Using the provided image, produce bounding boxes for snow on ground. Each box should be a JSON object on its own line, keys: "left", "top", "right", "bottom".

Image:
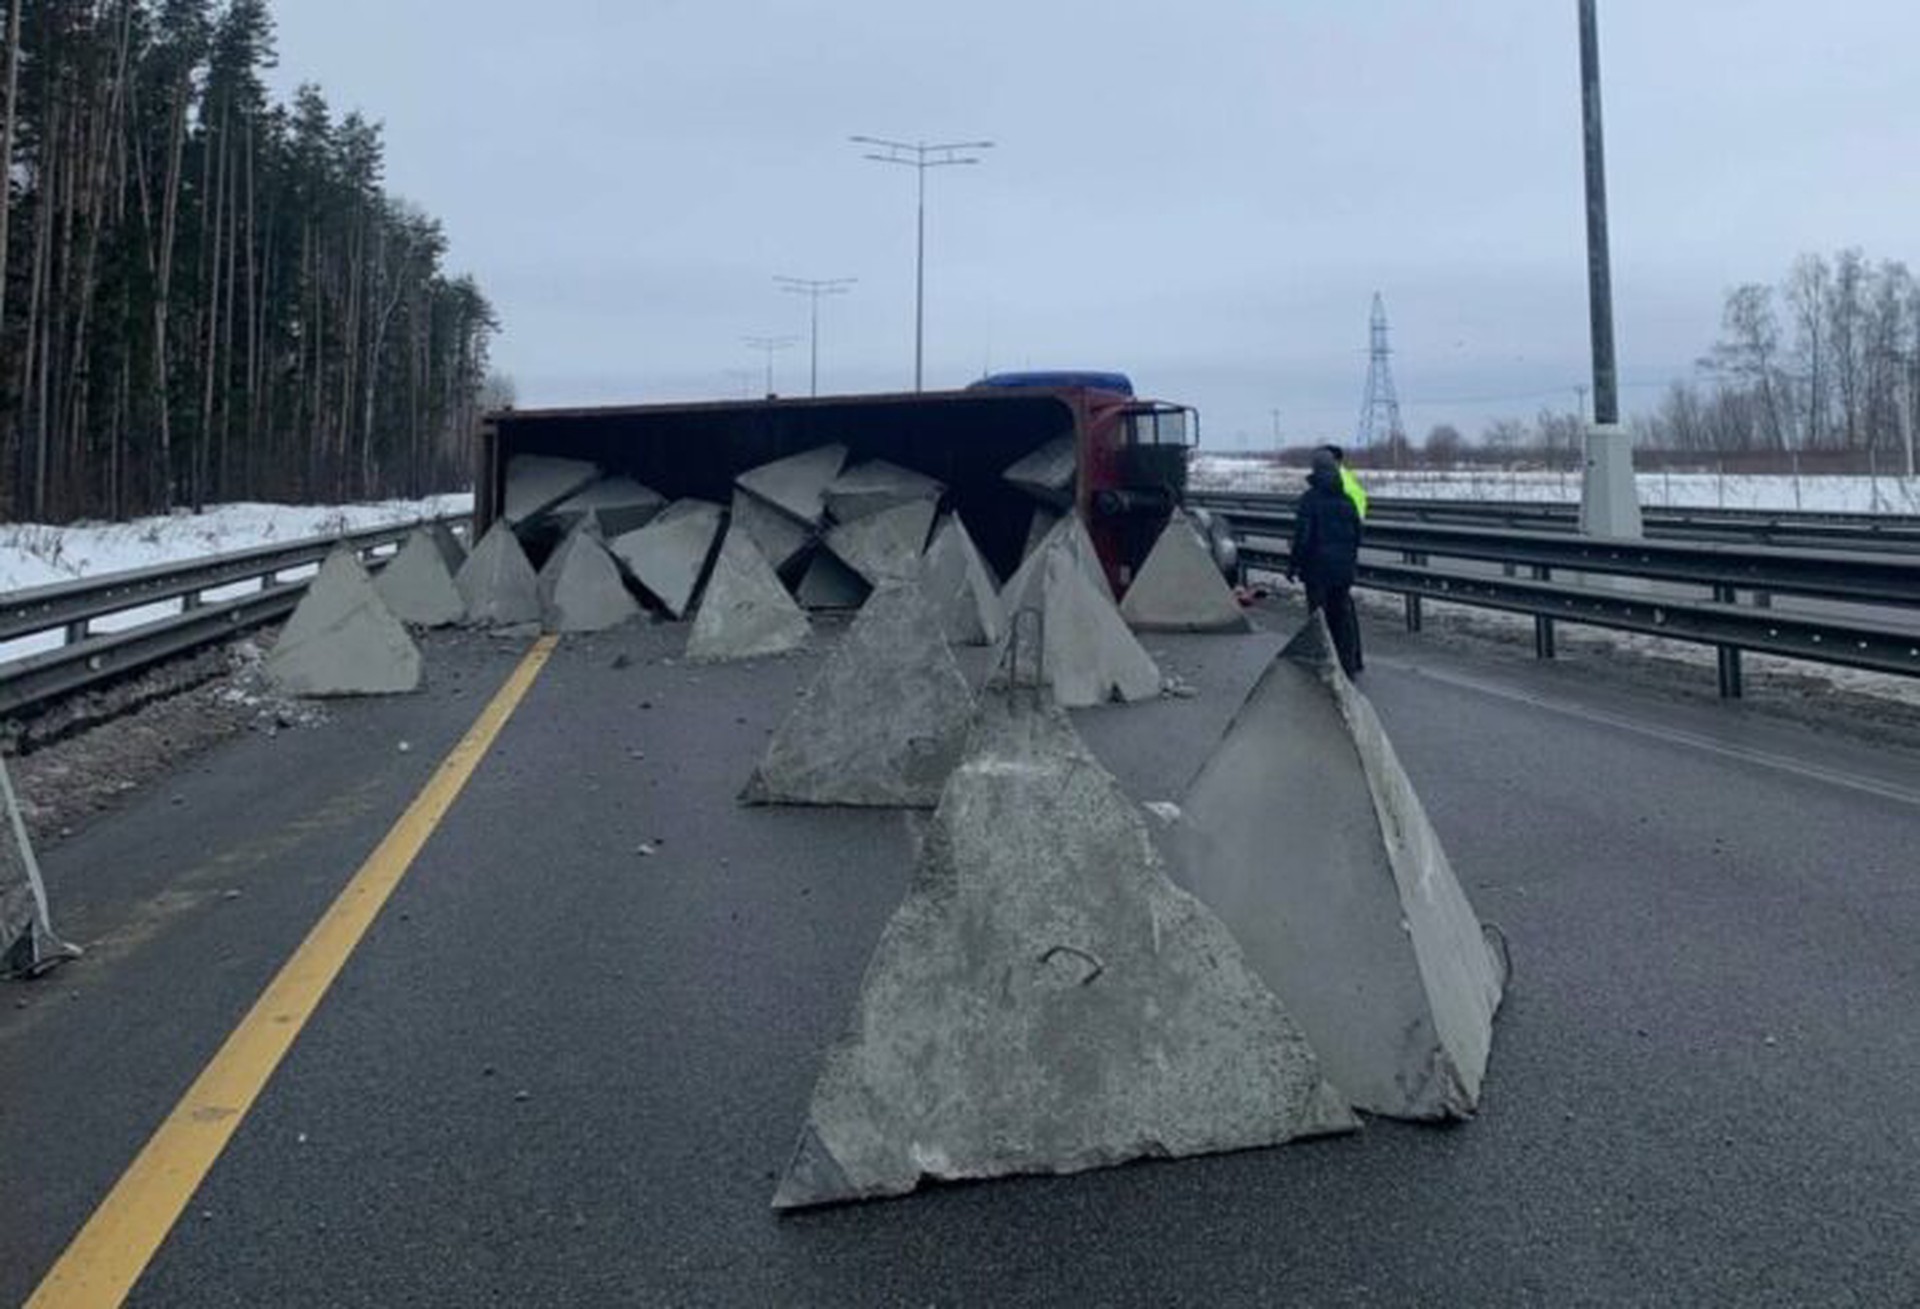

{"left": 1190, "top": 455, "right": 1920, "bottom": 514}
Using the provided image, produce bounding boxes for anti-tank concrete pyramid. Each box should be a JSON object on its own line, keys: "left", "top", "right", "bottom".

{"left": 794, "top": 549, "right": 870, "bottom": 611}
{"left": 730, "top": 489, "right": 812, "bottom": 573}
{"left": 736, "top": 444, "right": 847, "bottom": 525}
{"left": 1001, "top": 512, "right": 1112, "bottom": 609}
{"left": 537, "top": 528, "right": 642, "bottom": 633}
{"left": 1167, "top": 616, "right": 1508, "bottom": 1120}
{"left": 684, "top": 529, "right": 810, "bottom": 662}
{"left": 824, "top": 459, "right": 944, "bottom": 523}
{"left": 455, "top": 522, "right": 542, "bottom": 627}
{"left": 1119, "top": 509, "right": 1251, "bottom": 633}
{"left": 547, "top": 476, "right": 667, "bottom": 538}
{"left": 824, "top": 498, "right": 936, "bottom": 586}
{"left": 917, "top": 515, "right": 1003, "bottom": 646}
{"left": 1, "top": 755, "right": 80, "bottom": 979}
{"left": 995, "top": 526, "right": 1160, "bottom": 707}
{"left": 428, "top": 522, "right": 467, "bottom": 572}
{"left": 267, "top": 549, "right": 422, "bottom": 696}
{"left": 1003, "top": 435, "right": 1076, "bottom": 507}
{"left": 772, "top": 693, "right": 1356, "bottom": 1209}
{"left": 743, "top": 581, "right": 973, "bottom": 807}
{"left": 374, "top": 529, "right": 467, "bottom": 627}
{"left": 607, "top": 499, "right": 723, "bottom": 618}
{"left": 503, "top": 454, "right": 599, "bottom": 525}
{"left": 1022, "top": 505, "right": 1061, "bottom": 563}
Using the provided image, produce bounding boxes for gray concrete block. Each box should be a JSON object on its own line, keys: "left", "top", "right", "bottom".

{"left": 1168, "top": 616, "right": 1508, "bottom": 1121}
{"left": 456, "top": 522, "right": 543, "bottom": 627}
{"left": 794, "top": 550, "right": 871, "bottom": 611}
{"left": 772, "top": 693, "right": 1356, "bottom": 1210}
{"left": 918, "top": 515, "right": 1004, "bottom": 647}
{"left": 503, "top": 454, "right": 599, "bottom": 525}
{"left": 1002, "top": 512, "right": 1111, "bottom": 610}
{"left": 730, "top": 489, "right": 812, "bottom": 573}
{"left": 608, "top": 499, "right": 724, "bottom": 619}
{"left": 824, "top": 498, "right": 936, "bottom": 586}
{"left": 267, "top": 549, "right": 423, "bottom": 697}
{"left": 685, "top": 528, "right": 811, "bottom": 663}
{"left": 374, "top": 529, "right": 467, "bottom": 628}
{"left": 547, "top": 476, "right": 668, "bottom": 538}
{"left": 537, "top": 528, "right": 643, "bottom": 634}
{"left": 825, "top": 459, "right": 945, "bottom": 523}
{"left": 1, "top": 755, "right": 80, "bottom": 979}
{"left": 736, "top": 444, "right": 848, "bottom": 525}
{"left": 428, "top": 521, "right": 467, "bottom": 572}
{"left": 1003, "top": 435, "right": 1077, "bottom": 507}
{"left": 743, "top": 581, "right": 973, "bottom": 808}
{"left": 1022, "top": 505, "right": 1061, "bottom": 562}
{"left": 1119, "top": 509, "right": 1251, "bottom": 633}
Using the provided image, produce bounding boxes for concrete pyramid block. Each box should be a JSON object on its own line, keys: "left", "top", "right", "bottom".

{"left": 1019, "top": 547, "right": 1162, "bottom": 706}
{"left": 504, "top": 454, "right": 599, "bottom": 525}
{"left": 795, "top": 550, "right": 871, "bottom": 611}
{"left": 825, "top": 459, "right": 945, "bottom": 523}
{"left": 736, "top": 444, "right": 848, "bottom": 525}
{"left": 772, "top": 693, "right": 1356, "bottom": 1209}
{"left": 685, "top": 528, "right": 811, "bottom": 662}
{"left": 2, "top": 756, "right": 80, "bottom": 979}
{"left": 456, "top": 522, "right": 543, "bottom": 627}
{"left": 1022, "top": 505, "right": 1062, "bottom": 562}
{"left": 730, "top": 489, "right": 812, "bottom": 573}
{"left": 1119, "top": 509, "right": 1251, "bottom": 633}
{"left": 1168, "top": 616, "right": 1508, "bottom": 1121}
{"left": 548, "top": 476, "right": 668, "bottom": 538}
{"left": 374, "top": 529, "right": 467, "bottom": 627}
{"left": 608, "top": 499, "right": 724, "bottom": 618}
{"left": 743, "top": 581, "right": 974, "bottom": 808}
{"left": 537, "top": 528, "right": 643, "bottom": 633}
{"left": 1002, "top": 512, "right": 1112, "bottom": 609}
{"left": 1003, "top": 435, "right": 1077, "bottom": 506}
{"left": 268, "top": 549, "right": 423, "bottom": 697}
{"left": 428, "top": 522, "right": 467, "bottom": 572}
{"left": 824, "top": 498, "right": 936, "bottom": 587}
{"left": 918, "top": 515, "right": 1004, "bottom": 647}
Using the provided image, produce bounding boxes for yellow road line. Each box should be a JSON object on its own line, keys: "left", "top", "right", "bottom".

{"left": 28, "top": 635, "right": 558, "bottom": 1309}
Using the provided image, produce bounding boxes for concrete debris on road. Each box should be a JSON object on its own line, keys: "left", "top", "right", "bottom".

{"left": 729, "top": 489, "right": 812, "bottom": 573}
{"left": 918, "top": 515, "right": 1004, "bottom": 647}
{"left": 994, "top": 523, "right": 1160, "bottom": 707}
{"left": 374, "top": 529, "right": 467, "bottom": 627}
{"left": 267, "top": 549, "right": 423, "bottom": 697}
{"left": 824, "top": 459, "right": 945, "bottom": 523}
{"left": 455, "top": 522, "right": 543, "bottom": 627}
{"left": 608, "top": 499, "right": 724, "bottom": 619}
{"left": 824, "top": 498, "right": 937, "bottom": 586}
{"left": 1002, "top": 436, "right": 1077, "bottom": 507}
{"left": 772, "top": 693, "right": 1356, "bottom": 1210}
{"left": 794, "top": 550, "right": 871, "bottom": 611}
{"left": 743, "top": 580, "right": 973, "bottom": 808}
{"left": 684, "top": 529, "right": 811, "bottom": 663}
{"left": 503, "top": 454, "right": 600, "bottom": 526}
{"left": 546, "top": 476, "right": 668, "bottom": 538}
{"left": 736, "top": 445, "right": 848, "bottom": 526}
{"left": 1168, "top": 615, "right": 1508, "bottom": 1120}
{"left": 537, "top": 528, "right": 643, "bottom": 634}
{"left": 1, "top": 754, "right": 81, "bottom": 980}
{"left": 1119, "top": 509, "right": 1252, "bottom": 634}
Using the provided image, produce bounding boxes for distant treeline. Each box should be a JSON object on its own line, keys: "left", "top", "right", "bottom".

{"left": 0, "top": 0, "right": 497, "bottom": 525}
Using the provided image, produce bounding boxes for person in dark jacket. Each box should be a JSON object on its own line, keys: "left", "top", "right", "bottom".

{"left": 1288, "top": 449, "right": 1365, "bottom": 675}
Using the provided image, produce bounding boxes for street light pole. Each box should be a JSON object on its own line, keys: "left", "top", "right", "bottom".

{"left": 742, "top": 335, "right": 797, "bottom": 397}
{"left": 851, "top": 135, "right": 994, "bottom": 391}
{"left": 775, "top": 276, "right": 856, "bottom": 397}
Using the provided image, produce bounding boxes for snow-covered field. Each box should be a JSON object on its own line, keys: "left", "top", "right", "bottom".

{"left": 1191, "top": 456, "right": 1920, "bottom": 514}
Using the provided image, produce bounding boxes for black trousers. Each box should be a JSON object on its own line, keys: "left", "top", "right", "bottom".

{"left": 1305, "top": 580, "right": 1364, "bottom": 675}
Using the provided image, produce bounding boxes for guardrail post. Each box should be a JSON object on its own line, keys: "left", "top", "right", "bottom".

{"left": 1532, "top": 566, "right": 1556, "bottom": 659}
{"left": 1713, "top": 583, "right": 1743, "bottom": 698}
{"left": 1402, "top": 551, "right": 1424, "bottom": 632}
{"left": 64, "top": 618, "right": 89, "bottom": 646}
{"left": 181, "top": 589, "right": 205, "bottom": 612}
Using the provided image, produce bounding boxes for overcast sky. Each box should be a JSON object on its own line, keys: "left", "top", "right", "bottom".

{"left": 267, "top": 1, "right": 1920, "bottom": 450}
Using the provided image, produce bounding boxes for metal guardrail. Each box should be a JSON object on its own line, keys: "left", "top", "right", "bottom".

{"left": 0, "top": 516, "right": 468, "bottom": 722}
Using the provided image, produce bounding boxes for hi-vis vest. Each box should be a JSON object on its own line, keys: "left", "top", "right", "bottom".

{"left": 1338, "top": 466, "right": 1369, "bottom": 519}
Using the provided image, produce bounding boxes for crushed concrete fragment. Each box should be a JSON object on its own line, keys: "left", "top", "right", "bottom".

{"left": 1119, "top": 509, "right": 1251, "bottom": 633}
{"left": 743, "top": 581, "right": 974, "bottom": 807}
{"left": 374, "top": 529, "right": 467, "bottom": 627}
{"left": 546, "top": 476, "right": 668, "bottom": 537}
{"left": 736, "top": 444, "right": 848, "bottom": 525}
{"left": 608, "top": 499, "right": 724, "bottom": 618}
{"left": 1167, "top": 615, "right": 1508, "bottom": 1121}
{"left": 2, "top": 754, "right": 81, "bottom": 979}
{"left": 825, "top": 459, "right": 945, "bottom": 523}
{"left": 794, "top": 550, "right": 871, "bottom": 611}
{"left": 824, "top": 498, "right": 936, "bottom": 586}
{"left": 537, "top": 528, "right": 642, "bottom": 633}
{"left": 772, "top": 693, "right": 1355, "bottom": 1210}
{"left": 267, "top": 549, "right": 423, "bottom": 697}
{"left": 918, "top": 515, "right": 1004, "bottom": 646}
{"left": 730, "top": 489, "right": 813, "bottom": 572}
{"left": 455, "top": 522, "right": 543, "bottom": 627}
{"left": 504, "top": 455, "right": 600, "bottom": 525}
{"left": 684, "top": 529, "right": 810, "bottom": 662}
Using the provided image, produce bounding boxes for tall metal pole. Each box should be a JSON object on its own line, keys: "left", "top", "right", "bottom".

{"left": 743, "top": 335, "right": 796, "bottom": 397}
{"left": 852, "top": 136, "right": 994, "bottom": 392}
{"left": 775, "top": 276, "right": 855, "bottom": 397}
{"left": 1579, "top": 0, "right": 1617, "bottom": 426}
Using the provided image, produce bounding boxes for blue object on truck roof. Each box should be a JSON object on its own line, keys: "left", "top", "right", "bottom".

{"left": 969, "top": 370, "right": 1135, "bottom": 397}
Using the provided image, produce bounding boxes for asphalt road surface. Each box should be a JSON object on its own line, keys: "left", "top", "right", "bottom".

{"left": 3, "top": 599, "right": 1917, "bottom": 1307}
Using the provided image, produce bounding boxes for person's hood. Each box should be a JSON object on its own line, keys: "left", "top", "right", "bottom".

{"left": 1308, "top": 466, "right": 1342, "bottom": 493}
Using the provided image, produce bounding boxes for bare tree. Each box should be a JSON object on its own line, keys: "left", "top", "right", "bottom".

{"left": 1785, "top": 253, "right": 1831, "bottom": 448}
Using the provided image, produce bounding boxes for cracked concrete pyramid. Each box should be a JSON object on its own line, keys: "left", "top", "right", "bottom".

{"left": 684, "top": 528, "right": 810, "bottom": 662}
{"left": 1, "top": 755, "right": 80, "bottom": 979}
{"left": 538, "top": 527, "right": 642, "bottom": 633}
{"left": 742, "top": 580, "right": 974, "bottom": 808}
{"left": 918, "top": 515, "right": 1004, "bottom": 646}
{"left": 736, "top": 444, "right": 848, "bottom": 525}
{"left": 1168, "top": 616, "right": 1509, "bottom": 1121}
{"left": 824, "top": 498, "right": 936, "bottom": 586}
{"left": 607, "top": 499, "right": 724, "bottom": 618}
{"left": 267, "top": 548, "right": 423, "bottom": 696}
{"left": 455, "top": 521, "right": 542, "bottom": 627}
{"left": 794, "top": 549, "right": 870, "bottom": 611}
{"left": 374, "top": 528, "right": 467, "bottom": 627}
{"left": 503, "top": 454, "right": 599, "bottom": 525}
{"left": 548, "top": 476, "right": 668, "bottom": 537}
{"left": 730, "top": 489, "right": 812, "bottom": 572}
{"left": 825, "top": 459, "right": 944, "bottom": 522}
{"left": 1119, "top": 509, "right": 1251, "bottom": 633}
{"left": 772, "top": 693, "right": 1356, "bottom": 1210}
{"left": 1003, "top": 435, "right": 1077, "bottom": 507}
